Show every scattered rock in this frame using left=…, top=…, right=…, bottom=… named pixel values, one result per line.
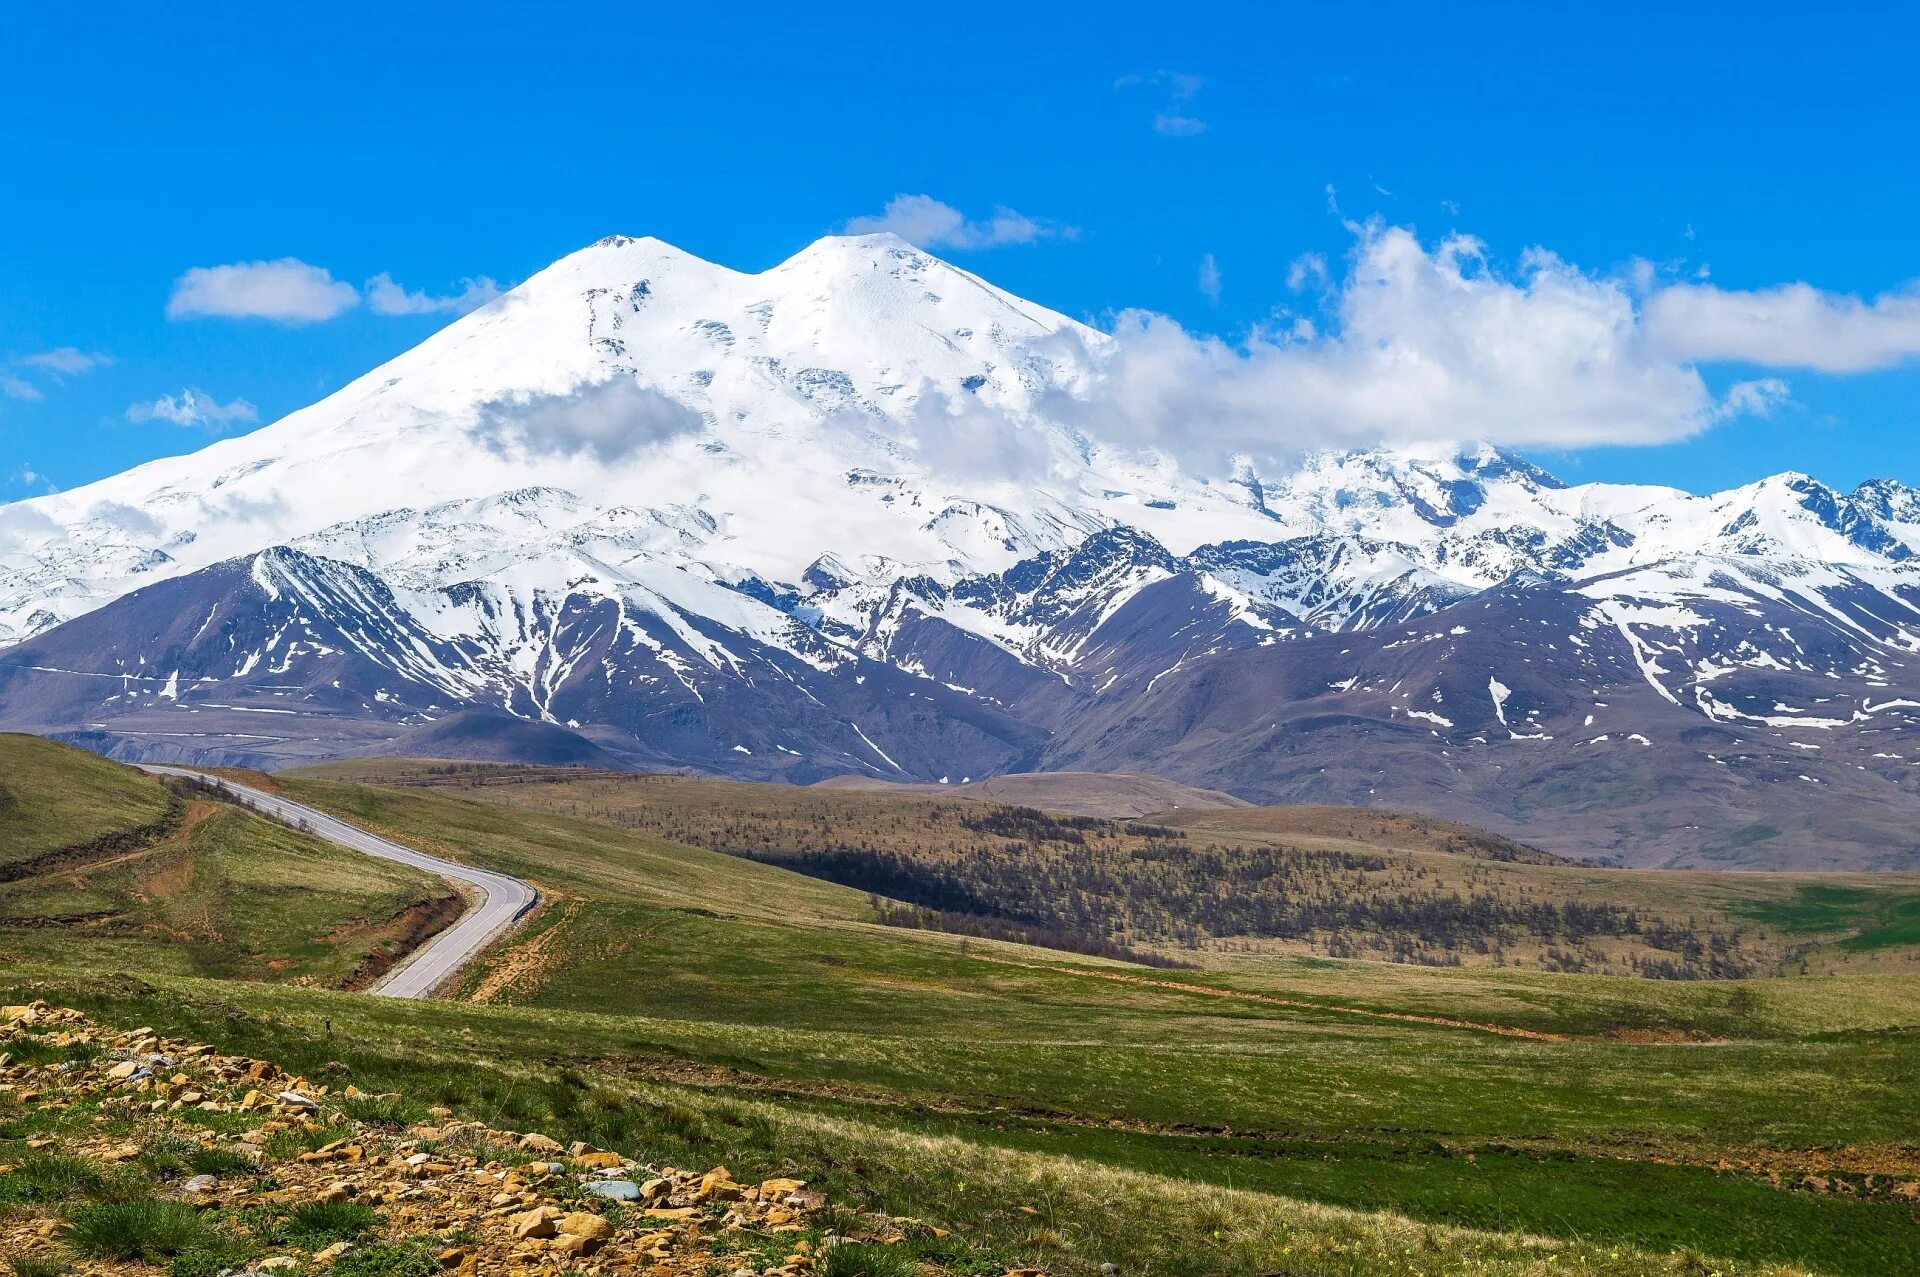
left=0, top=1004, right=940, bottom=1276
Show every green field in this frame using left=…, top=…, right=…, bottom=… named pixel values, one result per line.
left=6, top=739, right=1919, bottom=1275
left=0, top=735, right=457, bottom=986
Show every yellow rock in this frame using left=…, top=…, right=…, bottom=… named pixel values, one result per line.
left=509, top=1205, right=561, bottom=1239
left=559, top=1211, right=613, bottom=1240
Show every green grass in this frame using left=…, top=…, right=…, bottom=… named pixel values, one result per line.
left=7, top=965, right=1916, bottom=1276
left=0, top=1153, right=102, bottom=1204
left=0, top=733, right=173, bottom=868
left=0, top=740, right=456, bottom=986
left=273, top=1199, right=383, bottom=1245
left=61, top=1200, right=226, bottom=1261
left=4, top=1256, right=70, bottom=1277
left=821, top=1241, right=919, bottom=1277
left=330, top=1242, right=440, bottom=1277
left=10, top=750, right=1920, bottom=1275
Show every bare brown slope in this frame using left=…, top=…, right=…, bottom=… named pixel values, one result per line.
left=811, top=770, right=1250, bottom=818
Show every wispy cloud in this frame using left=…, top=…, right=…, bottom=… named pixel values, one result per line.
left=366, top=272, right=504, bottom=316
left=125, top=388, right=259, bottom=431
left=167, top=258, right=360, bottom=323
left=2, top=374, right=42, bottom=401
left=843, top=195, right=1071, bottom=251
left=22, top=347, right=112, bottom=376
left=1153, top=114, right=1207, bottom=137
left=1119, top=69, right=1208, bottom=137
left=1197, top=254, right=1221, bottom=305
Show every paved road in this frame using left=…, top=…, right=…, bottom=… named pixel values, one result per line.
left=140, top=766, right=538, bottom=998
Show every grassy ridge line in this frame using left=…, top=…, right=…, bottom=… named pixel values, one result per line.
left=0, top=967, right=1821, bottom=1277
left=0, top=733, right=175, bottom=868
left=0, top=741, right=460, bottom=986
left=296, top=759, right=1920, bottom=977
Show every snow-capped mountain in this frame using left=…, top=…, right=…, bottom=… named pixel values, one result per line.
left=3, top=232, right=1919, bottom=869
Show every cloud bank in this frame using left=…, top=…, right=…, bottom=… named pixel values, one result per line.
left=1035, top=223, right=1868, bottom=466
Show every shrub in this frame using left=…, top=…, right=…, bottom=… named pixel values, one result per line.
left=276, top=1199, right=382, bottom=1245
left=186, top=1146, right=255, bottom=1177
left=336, top=1093, right=427, bottom=1126
left=6, top=1254, right=70, bottom=1277
left=820, top=1241, right=919, bottom=1277
left=61, top=1201, right=221, bottom=1261
left=0, top=1153, right=102, bottom=1204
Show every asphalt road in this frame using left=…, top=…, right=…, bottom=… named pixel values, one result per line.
left=139, top=766, right=538, bottom=998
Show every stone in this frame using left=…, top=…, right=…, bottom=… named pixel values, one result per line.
left=577, top=1150, right=625, bottom=1169
left=258, top=1258, right=300, bottom=1273
left=314, top=1241, right=352, bottom=1262
left=106, top=1060, right=140, bottom=1079
left=277, top=1090, right=319, bottom=1110
left=518, top=1131, right=564, bottom=1154
left=585, top=1179, right=640, bottom=1201
left=182, top=1173, right=220, bottom=1193
left=508, top=1206, right=562, bottom=1240
left=559, top=1212, right=613, bottom=1240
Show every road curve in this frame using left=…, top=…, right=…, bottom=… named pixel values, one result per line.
left=139, top=766, right=538, bottom=998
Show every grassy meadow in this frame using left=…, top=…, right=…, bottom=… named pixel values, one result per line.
left=5, top=739, right=1918, bottom=1274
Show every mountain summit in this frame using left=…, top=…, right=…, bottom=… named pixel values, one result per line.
left=2, top=235, right=1918, bottom=869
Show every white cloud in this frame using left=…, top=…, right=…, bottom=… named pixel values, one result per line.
left=1037, top=222, right=1753, bottom=466
left=1286, top=252, right=1330, bottom=292
left=843, top=195, right=1065, bottom=251
left=166, top=258, right=360, bottom=323
left=2, top=374, right=41, bottom=401
left=474, top=376, right=705, bottom=463
left=1643, top=281, right=1920, bottom=372
left=22, top=347, right=111, bottom=376
left=125, top=388, right=259, bottom=431
left=366, top=272, right=504, bottom=317
left=1197, top=254, right=1221, bottom=305
left=1153, top=114, right=1207, bottom=137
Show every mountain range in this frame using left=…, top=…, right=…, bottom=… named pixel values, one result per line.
left=3, top=232, right=1918, bottom=870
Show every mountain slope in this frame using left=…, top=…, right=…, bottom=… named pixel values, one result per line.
left=3, top=233, right=1919, bottom=867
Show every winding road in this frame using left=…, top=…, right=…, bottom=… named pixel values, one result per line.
left=139, top=766, right=538, bottom=998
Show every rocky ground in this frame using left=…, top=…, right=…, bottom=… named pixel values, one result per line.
left=0, top=1003, right=1015, bottom=1276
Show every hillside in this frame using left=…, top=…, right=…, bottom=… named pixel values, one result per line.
left=292, top=759, right=1920, bottom=980
left=0, top=735, right=457, bottom=987
left=6, top=759, right=1920, bottom=1275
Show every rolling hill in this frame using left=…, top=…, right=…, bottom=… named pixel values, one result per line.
left=8, top=752, right=1920, bottom=1275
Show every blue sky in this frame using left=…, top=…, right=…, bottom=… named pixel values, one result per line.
left=3, top=1, right=1918, bottom=501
